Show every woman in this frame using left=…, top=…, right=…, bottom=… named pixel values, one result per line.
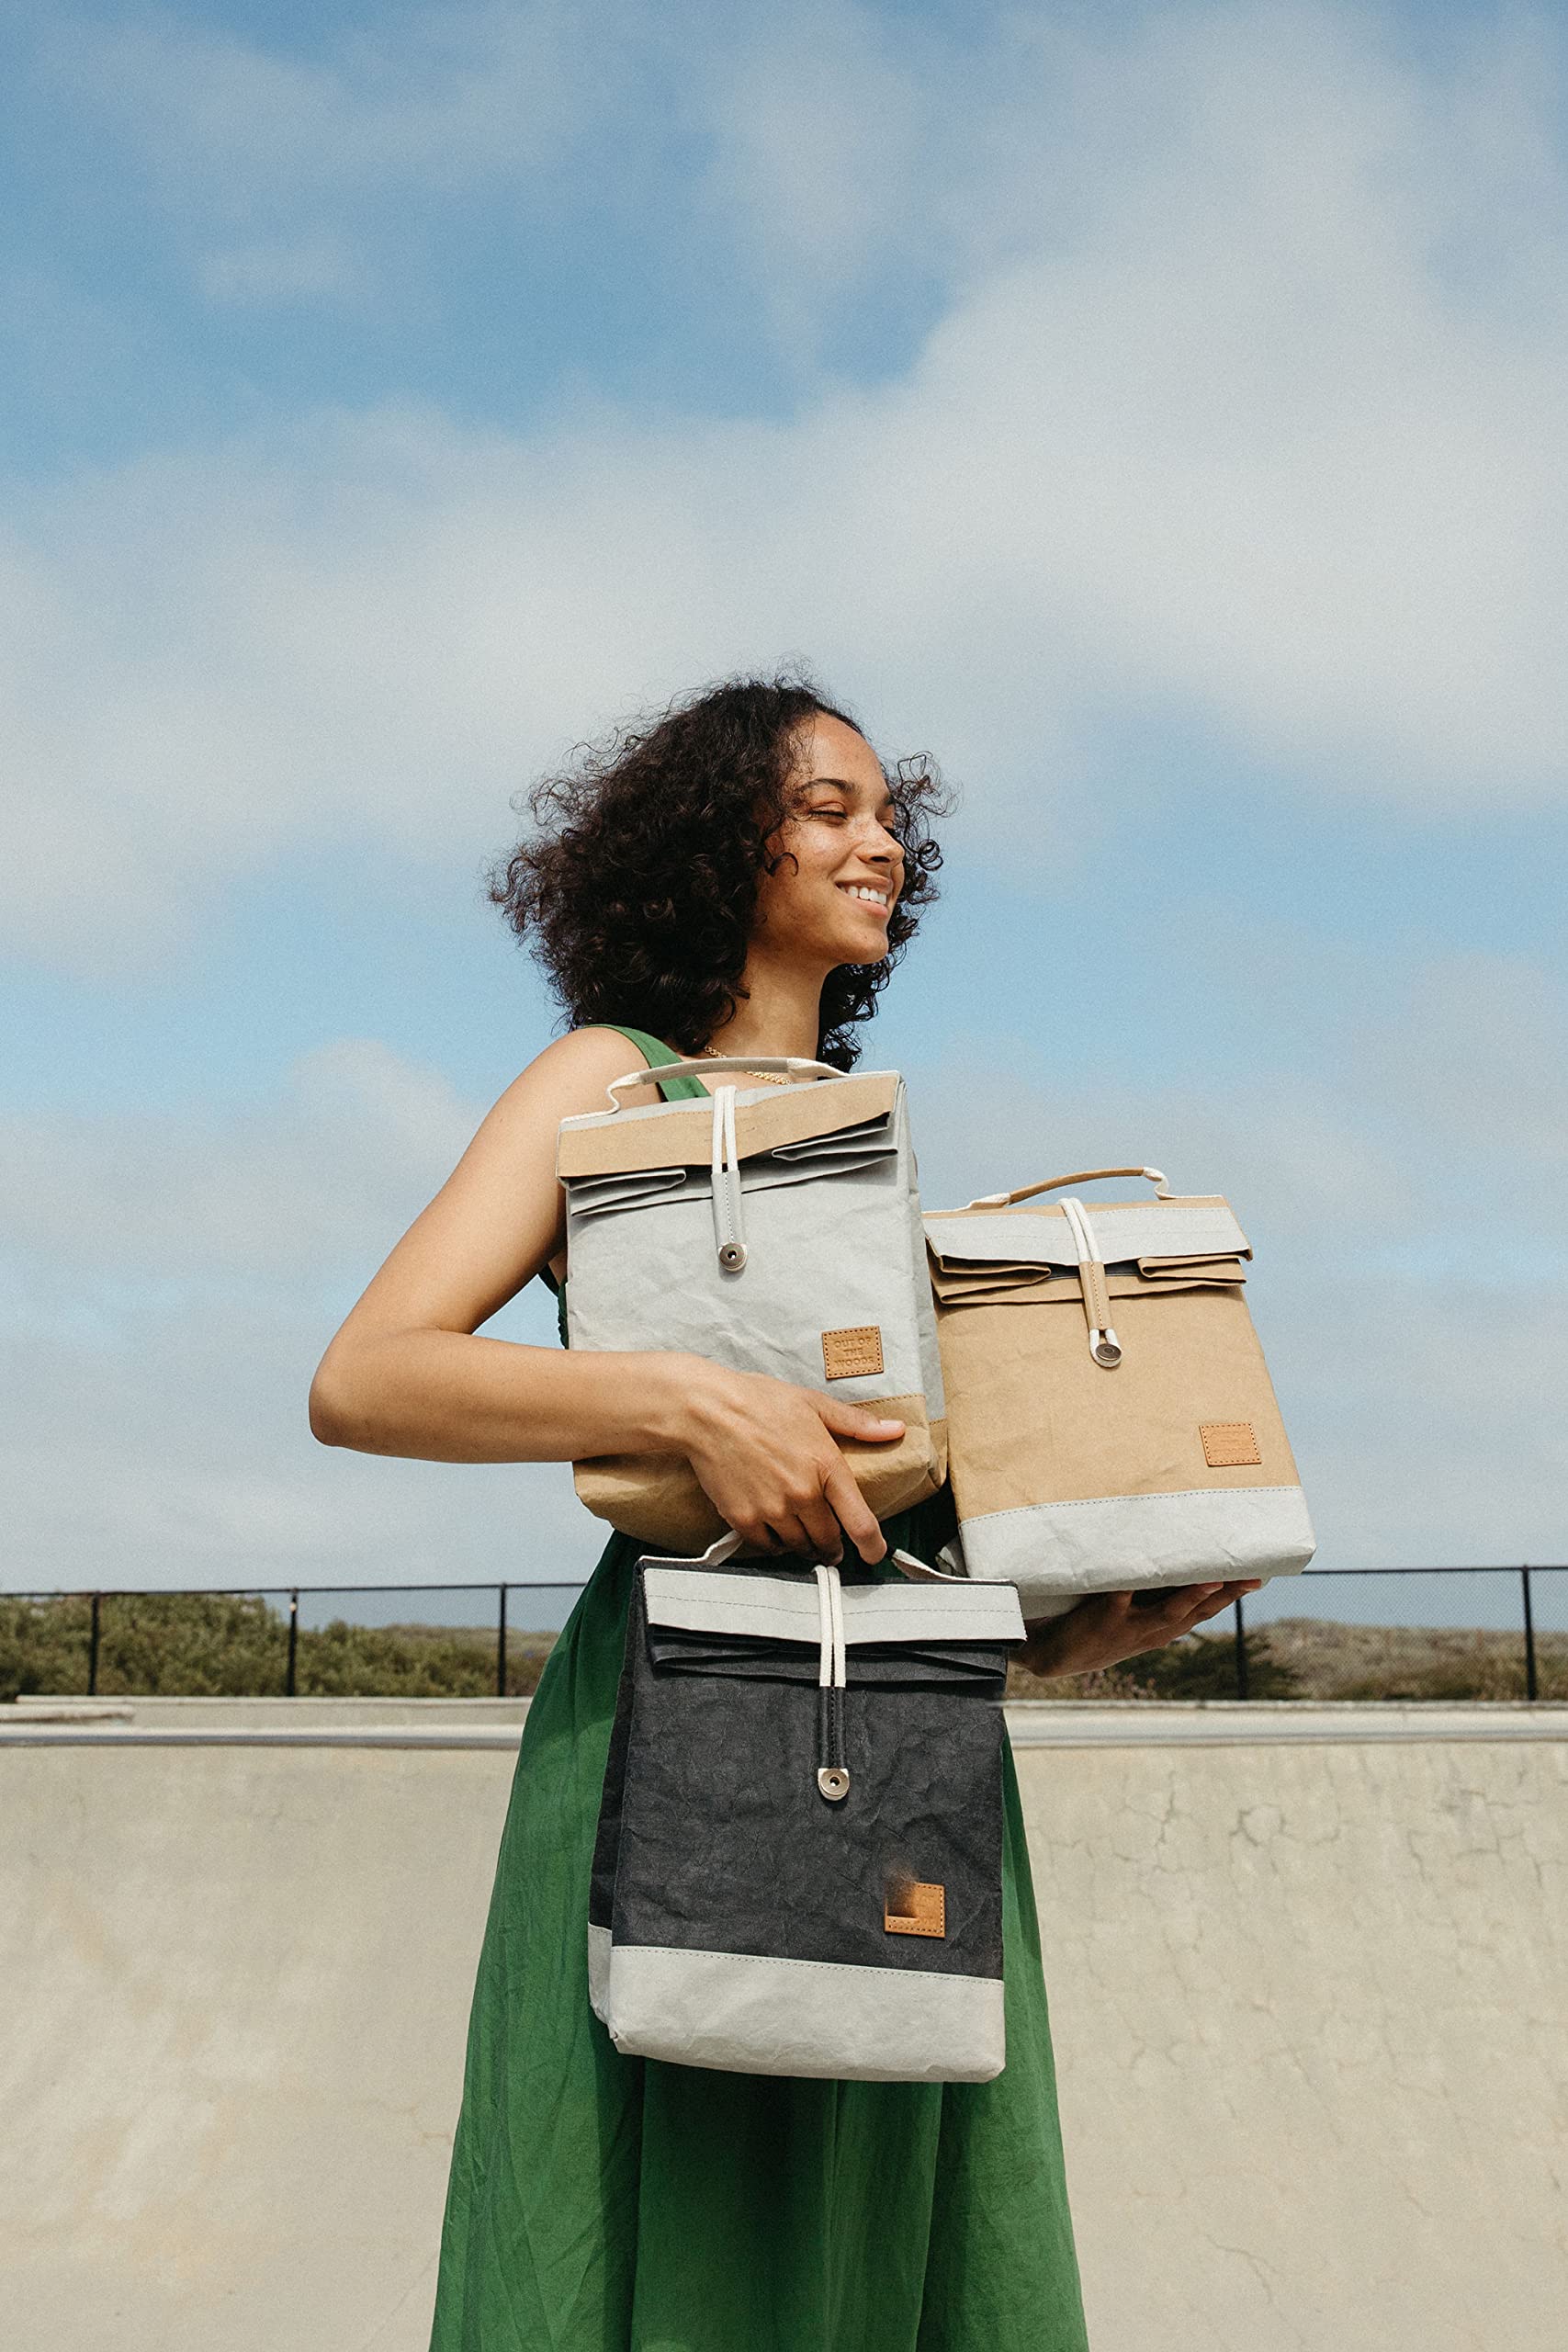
left=310, top=675, right=1258, bottom=2351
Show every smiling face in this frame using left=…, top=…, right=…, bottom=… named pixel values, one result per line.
left=752, top=713, right=905, bottom=972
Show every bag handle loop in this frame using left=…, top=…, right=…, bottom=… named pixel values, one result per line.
left=958, top=1169, right=1174, bottom=1368
left=637, top=1529, right=983, bottom=1594
left=605, top=1055, right=838, bottom=1107
left=963, top=1164, right=1170, bottom=1210
left=889, top=1546, right=975, bottom=1587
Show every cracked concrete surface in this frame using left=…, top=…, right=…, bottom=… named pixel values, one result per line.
left=2, top=1703, right=1563, bottom=2349
left=1, top=1736, right=491, bottom=2351
left=1018, top=1734, right=1568, bottom=2352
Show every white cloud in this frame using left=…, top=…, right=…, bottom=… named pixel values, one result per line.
left=7, top=6, right=1568, bottom=975
left=3, top=945, right=1562, bottom=1589
left=695, top=1, right=964, bottom=344
left=0, top=1295, right=598, bottom=1593
left=1348, top=952, right=1568, bottom=1186
left=200, top=237, right=362, bottom=308
left=1272, top=1272, right=1568, bottom=1570
left=906, top=938, right=1568, bottom=1567
left=47, top=3, right=594, bottom=204
left=6, top=4, right=1563, bottom=1604
left=0, top=1038, right=599, bottom=1589
left=0, top=1040, right=477, bottom=1283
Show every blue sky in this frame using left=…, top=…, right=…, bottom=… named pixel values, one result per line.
left=3, top=0, right=1565, bottom=1607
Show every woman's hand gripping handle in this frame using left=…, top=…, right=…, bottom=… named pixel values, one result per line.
left=670, top=1358, right=904, bottom=1566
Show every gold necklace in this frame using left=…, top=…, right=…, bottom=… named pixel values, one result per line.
left=697, top=1046, right=796, bottom=1086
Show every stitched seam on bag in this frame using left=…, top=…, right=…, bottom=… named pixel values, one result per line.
left=646, top=1594, right=1012, bottom=1618
left=961, top=1486, right=1303, bottom=1521
left=648, top=1604, right=1015, bottom=1630
left=1200, top=1419, right=1262, bottom=1466
left=614, top=1944, right=998, bottom=1982
left=885, top=1882, right=945, bottom=1938
left=643, top=1588, right=1012, bottom=1626
left=822, top=1324, right=885, bottom=1379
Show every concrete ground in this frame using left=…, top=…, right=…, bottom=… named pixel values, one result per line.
left=2, top=1696, right=1564, bottom=2350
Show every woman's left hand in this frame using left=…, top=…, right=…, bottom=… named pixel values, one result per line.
left=1018, top=1579, right=1262, bottom=1680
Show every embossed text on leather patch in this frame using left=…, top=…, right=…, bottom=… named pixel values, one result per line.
left=1201, top=1421, right=1262, bottom=1468
left=822, top=1325, right=884, bottom=1380
left=885, top=1880, right=946, bottom=1939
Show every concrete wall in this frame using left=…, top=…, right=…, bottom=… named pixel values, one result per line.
left=2, top=1736, right=499, bottom=2352
left=1017, top=1724, right=1568, bottom=2351
left=2, top=1702, right=1564, bottom=2350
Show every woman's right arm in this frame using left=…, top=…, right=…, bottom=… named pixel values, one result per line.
left=307, top=1027, right=903, bottom=1563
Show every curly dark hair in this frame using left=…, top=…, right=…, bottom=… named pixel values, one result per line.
left=488, top=672, right=948, bottom=1068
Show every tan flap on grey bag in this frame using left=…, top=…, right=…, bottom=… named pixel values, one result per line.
left=558, top=1072, right=898, bottom=1181
left=561, top=1066, right=944, bottom=1552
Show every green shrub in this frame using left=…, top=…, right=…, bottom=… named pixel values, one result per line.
left=0, top=1592, right=557, bottom=1702
left=1010, top=1626, right=1296, bottom=1702
left=0, top=1595, right=94, bottom=1702
left=1119, top=1628, right=1299, bottom=1701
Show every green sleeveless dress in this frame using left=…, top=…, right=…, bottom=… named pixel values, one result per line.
left=428, top=1027, right=1088, bottom=2352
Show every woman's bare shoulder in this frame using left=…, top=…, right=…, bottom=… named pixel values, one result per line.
left=493, top=1025, right=670, bottom=1124
left=315, top=1029, right=670, bottom=1352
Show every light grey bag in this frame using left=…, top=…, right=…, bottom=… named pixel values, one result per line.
left=558, top=1056, right=947, bottom=1552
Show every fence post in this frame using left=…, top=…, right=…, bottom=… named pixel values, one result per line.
left=1521, top=1566, right=1538, bottom=1703
left=496, top=1585, right=508, bottom=1699
left=1233, top=1592, right=1249, bottom=1701
left=286, top=1589, right=299, bottom=1699
left=87, top=1592, right=102, bottom=1698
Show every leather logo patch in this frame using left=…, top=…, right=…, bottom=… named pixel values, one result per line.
left=1201, top=1421, right=1263, bottom=1468
left=822, top=1325, right=884, bottom=1381
left=885, top=1880, right=946, bottom=1939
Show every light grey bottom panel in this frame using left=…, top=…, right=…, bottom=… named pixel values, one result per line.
left=957, top=1485, right=1317, bottom=1610
left=587, top=1919, right=611, bottom=2022
left=598, top=1940, right=1005, bottom=2082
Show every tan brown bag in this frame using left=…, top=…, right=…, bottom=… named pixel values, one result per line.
left=923, top=1167, right=1314, bottom=1616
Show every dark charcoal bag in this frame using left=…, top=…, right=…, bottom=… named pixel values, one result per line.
left=588, top=1538, right=1026, bottom=2082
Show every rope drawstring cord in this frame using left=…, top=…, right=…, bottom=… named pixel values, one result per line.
left=813, top=1563, right=850, bottom=1802
left=1060, top=1193, right=1122, bottom=1367
left=710, top=1083, right=746, bottom=1272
